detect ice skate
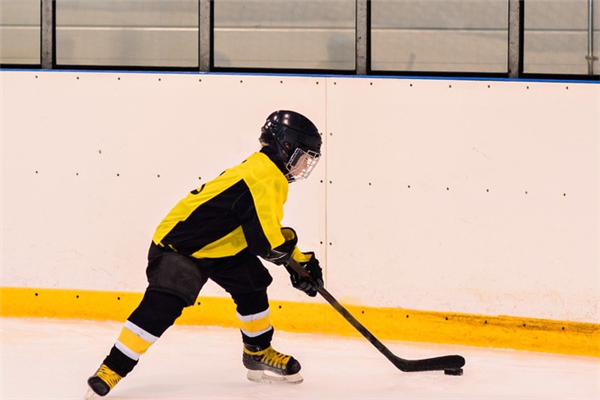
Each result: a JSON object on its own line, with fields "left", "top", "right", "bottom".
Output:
{"left": 85, "top": 364, "right": 123, "bottom": 398}
{"left": 243, "top": 344, "right": 303, "bottom": 384}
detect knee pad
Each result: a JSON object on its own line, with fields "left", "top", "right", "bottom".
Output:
{"left": 146, "top": 252, "right": 206, "bottom": 306}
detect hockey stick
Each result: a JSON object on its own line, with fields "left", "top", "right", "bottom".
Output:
{"left": 286, "top": 259, "right": 466, "bottom": 375}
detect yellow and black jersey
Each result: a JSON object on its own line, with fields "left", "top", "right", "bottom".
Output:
{"left": 152, "top": 148, "right": 289, "bottom": 259}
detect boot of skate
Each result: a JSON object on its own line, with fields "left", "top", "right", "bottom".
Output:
{"left": 86, "top": 364, "right": 123, "bottom": 397}
{"left": 243, "top": 344, "right": 303, "bottom": 384}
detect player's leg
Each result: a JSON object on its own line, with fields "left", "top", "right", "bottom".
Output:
{"left": 232, "top": 289, "right": 302, "bottom": 383}
{"left": 213, "top": 250, "right": 302, "bottom": 383}
{"left": 87, "top": 290, "right": 186, "bottom": 396}
{"left": 87, "top": 247, "right": 207, "bottom": 397}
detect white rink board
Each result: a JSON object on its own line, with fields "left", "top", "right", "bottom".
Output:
{"left": 326, "top": 77, "right": 599, "bottom": 322}
{"left": 1, "top": 70, "right": 598, "bottom": 323}
{"left": 0, "top": 71, "right": 327, "bottom": 301}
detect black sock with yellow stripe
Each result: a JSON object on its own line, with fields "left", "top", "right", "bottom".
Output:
{"left": 232, "top": 290, "right": 274, "bottom": 349}
{"left": 102, "top": 291, "right": 186, "bottom": 377}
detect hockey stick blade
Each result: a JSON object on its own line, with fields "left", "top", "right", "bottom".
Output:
{"left": 286, "top": 259, "right": 466, "bottom": 374}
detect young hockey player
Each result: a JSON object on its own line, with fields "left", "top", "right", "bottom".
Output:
{"left": 86, "top": 110, "right": 324, "bottom": 397}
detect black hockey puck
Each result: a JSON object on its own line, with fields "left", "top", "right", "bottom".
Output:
{"left": 444, "top": 368, "right": 463, "bottom": 376}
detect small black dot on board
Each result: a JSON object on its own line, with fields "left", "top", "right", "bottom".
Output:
{"left": 35, "top": 293, "right": 39, "bottom": 296}
{"left": 197, "top": 301, "right": 201, "bottom": 306}
{"left": 76, "top": 295, "right": 80, "bottom": 299}
{"left": 117, "top": 297, "right": 121, "bottom": 300}
{"left": 278, "top": 305, "right": 282, "bottom": 309}
{"left": 406, "top": 315, "right": 409, "bottom": 318}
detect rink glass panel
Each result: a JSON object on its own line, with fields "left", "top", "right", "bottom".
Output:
{"left": 370, "top": 0, "right": 509, "bottom": 74}
{"left": 524, "top": 0, "right": 600, "bottom": 75}
{"left": 54, "top": 0, "right": 198, "bottom": 68}
{"left": 213, "top": 0, "right": 356, "bottom": 71}
{"left": 0, "top": 0, "right": 40, "bottom": 65}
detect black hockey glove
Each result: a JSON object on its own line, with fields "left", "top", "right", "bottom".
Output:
{"left": 285, "top": 253, "right": 323, "bottom": 297}
{"left": 262, "top": 227, "right": 297, "bottom": 266}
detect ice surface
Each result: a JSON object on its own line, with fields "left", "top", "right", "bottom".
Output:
{"left": 1, "top": 317, "right": 598, "bottom": 399}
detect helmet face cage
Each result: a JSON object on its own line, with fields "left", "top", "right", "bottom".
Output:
{"left": 285, "top": 147, "right": 320, "bottom": 181}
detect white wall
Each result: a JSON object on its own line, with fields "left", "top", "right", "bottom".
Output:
{"left": 1, "top": 70, "right": 598, "bottom": 323}
{"left": 0, "top": 71, "right": 327, "bottom": 299}
{"left": 325, "top": 78, "right": 599, "bottom": 323}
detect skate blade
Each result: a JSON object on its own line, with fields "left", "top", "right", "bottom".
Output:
{"left": 83, "top": 387, "right": 100, "bottom": 399}
{"left": 246, "top": 369, "right": 303, "bottom": 384}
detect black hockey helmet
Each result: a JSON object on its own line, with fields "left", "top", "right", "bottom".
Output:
{"left": 260, "top": 110, "right": 322, "bottom": 181}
